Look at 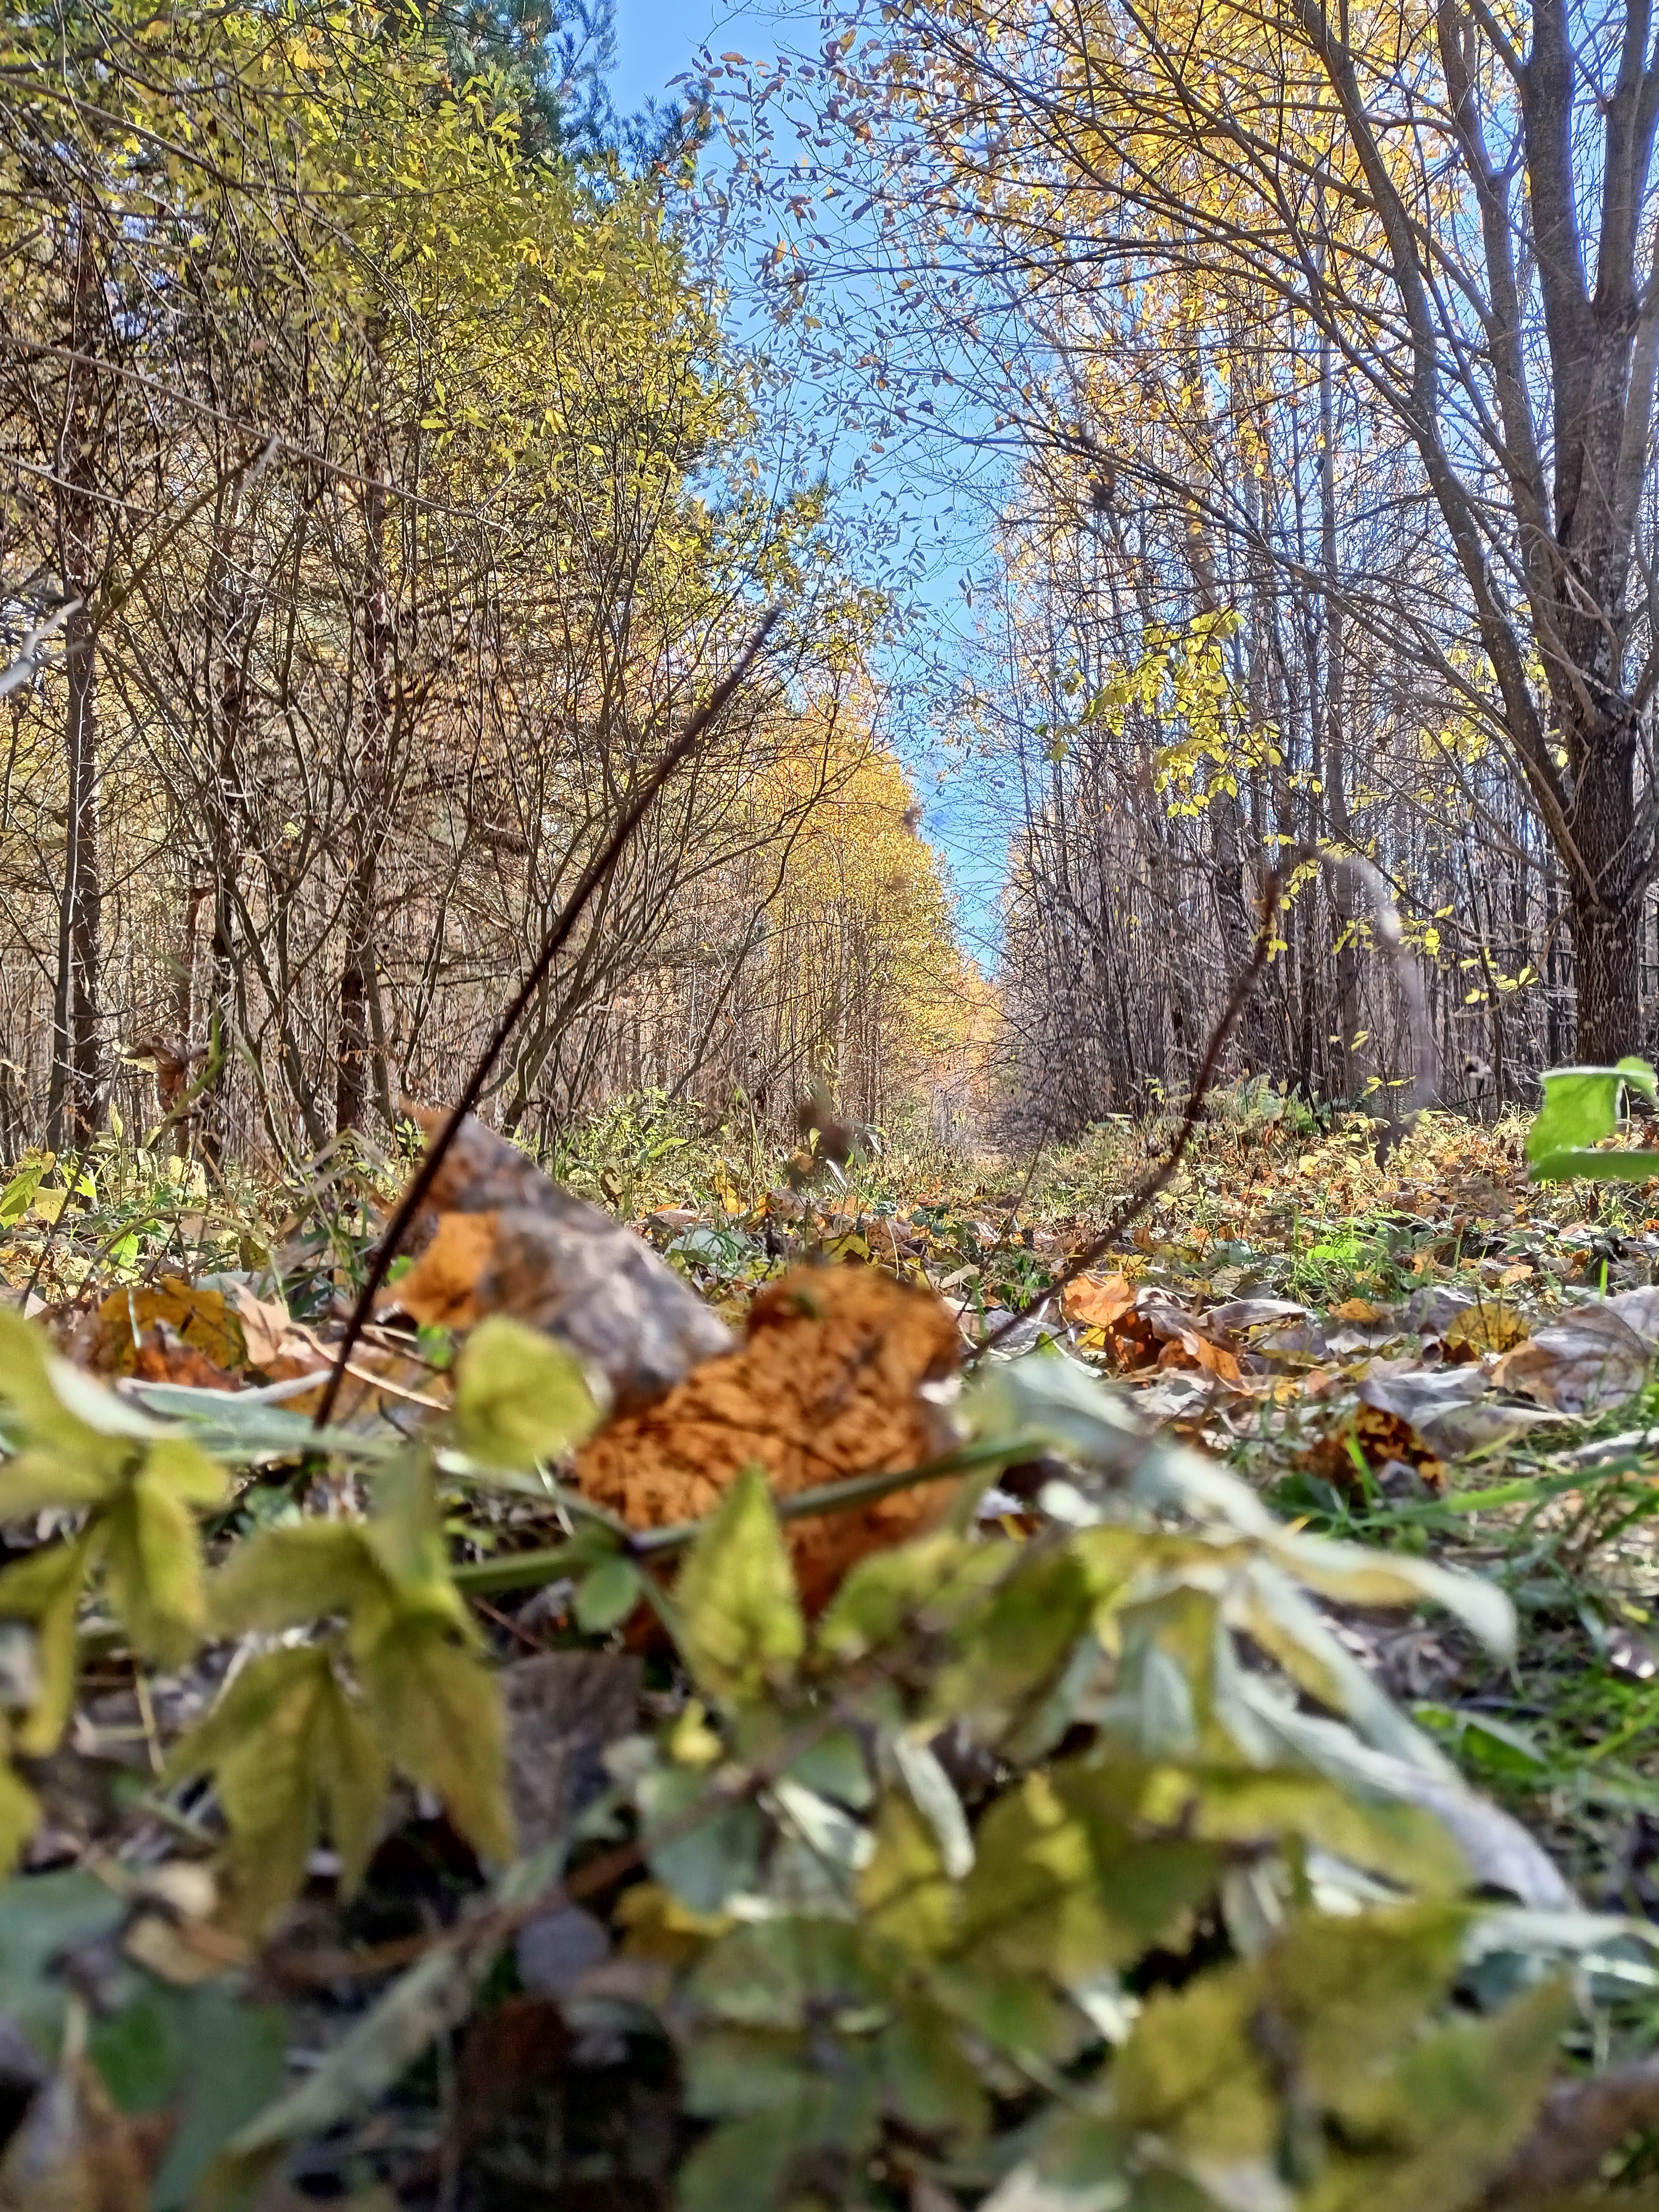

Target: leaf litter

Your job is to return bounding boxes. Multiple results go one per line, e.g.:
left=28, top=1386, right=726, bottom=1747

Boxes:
left=4, top=1093, right=1659, bottom=2203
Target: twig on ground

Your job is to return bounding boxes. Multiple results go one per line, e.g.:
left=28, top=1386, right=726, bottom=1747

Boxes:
left=971, top=873, right=1282, bottom=1362
left=312, top=608, right=783, bottom=1429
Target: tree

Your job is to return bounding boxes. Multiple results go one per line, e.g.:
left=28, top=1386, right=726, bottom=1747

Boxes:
left=860, top=0, right=1659, bottom=1062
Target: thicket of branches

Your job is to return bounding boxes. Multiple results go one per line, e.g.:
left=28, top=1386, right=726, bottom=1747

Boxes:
left=0, top=1, right=973, bottom=1170
left=703, top=0, right=1659, bottom=1129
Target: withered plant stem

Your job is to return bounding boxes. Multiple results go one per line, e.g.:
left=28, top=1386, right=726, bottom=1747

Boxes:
left=313, top=608, right=783, bottom=1429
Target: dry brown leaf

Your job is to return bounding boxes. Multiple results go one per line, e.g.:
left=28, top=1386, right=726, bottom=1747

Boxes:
left=0, top=2058, right=170, bottom=2212
left=130, top=1335, right=237, bottom=1392
left=1061, top=1272, right=1138, bottom=1329
left=1492, top=1303, right=1654, bottom=1416
left=1308, top=1403, right=1447, bottom=1495
left=224, top=1282, right=313, bottom=1373
left=386, top=1110, right=733, bottom=1409
left=1331, top=1296, right=1390, bottom=1324
left=575, top=1265, right=960, bottom=1611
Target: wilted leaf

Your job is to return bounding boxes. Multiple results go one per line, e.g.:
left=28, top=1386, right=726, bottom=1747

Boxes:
left=96, top=1280, right=243, bottom=1379
left=674, top=1466, right=804, bottom=1702
left=398, top=1110, right=734, bottom=1407
left=452, top=1315, right=601, bottom=1470
left=1059, top=1272, right=1137, bottom=1330
left=383, top=1210, right=497, bottom=1329
left=1493, top=1301, right=1654, bottom=1415
left=0, top=2057, right=160, bottom=2212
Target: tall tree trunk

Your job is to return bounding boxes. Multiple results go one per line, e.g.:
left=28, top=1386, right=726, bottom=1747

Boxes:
left=47, top=222, right=103, bottom=1151
left=336, top=455, right=392, bottom=1135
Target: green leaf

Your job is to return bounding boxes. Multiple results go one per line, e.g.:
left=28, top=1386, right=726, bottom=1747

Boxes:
left=673, top=1466, right=804, bottom=1703
left=167, top=1646, right=390, bottom=1935
left=675, top=2079, right=882, bottom=2212
left=0, top=1869, right=126, bottom=2056
left=574, top=1555, right=643, bottom=1633
left=357, top=1614, right=512, bottom=1865
left=209, top=1522, right=386, bottom=1638
left=89, top=1981, right=288, bottom=2212
left=1308, top=1974, right=1571, bottom=2212
left=639, top=1762, right=763, bottom=1914
left=962, top=1767, right=1218, bottom=1980
left=1526, top=1060, right=1659, bottom=1182
left=0, top=1531, right=98, bottom=1756
left=452, top=1316, right=601, bottom=1468
left=101, top=1467, right=210, bottom=1668
left=366, top=1451, right=468, bottom=1631
left=815, top=1530, right=983, bottom=1661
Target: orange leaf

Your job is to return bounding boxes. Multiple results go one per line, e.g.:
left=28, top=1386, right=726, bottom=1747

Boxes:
left=1061, top=1272, right=1137, bottom=1328
left=383, top=1211, right=498, bottom=1329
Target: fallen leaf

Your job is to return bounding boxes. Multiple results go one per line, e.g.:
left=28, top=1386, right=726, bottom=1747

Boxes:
left=384, top=1212, right=497, bottom=1330
left=1492, top=1302, right=1655, bottom=1416
left=1331, top=1297, right=1390, bottom=1324
left=575, top=1266, right=961, bottom=1610
left=223, top=1283, right=318, bottom=1376
left=1443, top=1305, right=1530, bottom=1360
left=0, top=2057, right=169, bottom=2212
left=96, top=1281, right=242, bottom=1378
left=1308, top=1404, right=1447, bottom=1495
left=1060, top=1272, right=1137, bottom=1329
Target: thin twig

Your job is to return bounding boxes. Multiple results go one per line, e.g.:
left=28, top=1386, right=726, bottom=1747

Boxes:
left=972, top=874, right=1283, bottom=1362
left=311, top=608, right=782, bottom=1429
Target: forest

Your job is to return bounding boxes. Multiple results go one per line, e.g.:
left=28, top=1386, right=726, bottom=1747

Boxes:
left=9, top=1, right=1659, bottom=2209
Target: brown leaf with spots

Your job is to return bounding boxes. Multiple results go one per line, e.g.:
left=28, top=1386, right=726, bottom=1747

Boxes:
left=574, top=1265, right=961, bottom=1611
left=1308, top=1403, right=1447, bottom=1495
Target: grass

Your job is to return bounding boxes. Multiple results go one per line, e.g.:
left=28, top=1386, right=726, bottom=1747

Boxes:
left=10, top=1078, right=1659, bottom=1924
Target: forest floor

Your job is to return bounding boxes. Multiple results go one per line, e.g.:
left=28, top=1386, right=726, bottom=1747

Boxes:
left=5, top=1084, right=1659, bottom=1927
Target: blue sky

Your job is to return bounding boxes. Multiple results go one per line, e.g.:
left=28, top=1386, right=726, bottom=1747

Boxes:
left=611, top=0, right=774, bottom=118
left=608, top=0, right=1010, bottom=965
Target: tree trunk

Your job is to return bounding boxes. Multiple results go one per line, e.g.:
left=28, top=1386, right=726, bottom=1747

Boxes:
left=48, top=596, right=101, bottom=1149
left=336, top=455, right=392, bottom=1136
left=1565, top=709, right=1644, bottom=1062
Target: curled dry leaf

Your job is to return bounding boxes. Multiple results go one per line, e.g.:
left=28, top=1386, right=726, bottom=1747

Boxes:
left=384, top=1109, right=733, bottom=1410
left=1492, top=1292, right=1659, bottom=1416
left=574, top=1265, right=962, bottom=1610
